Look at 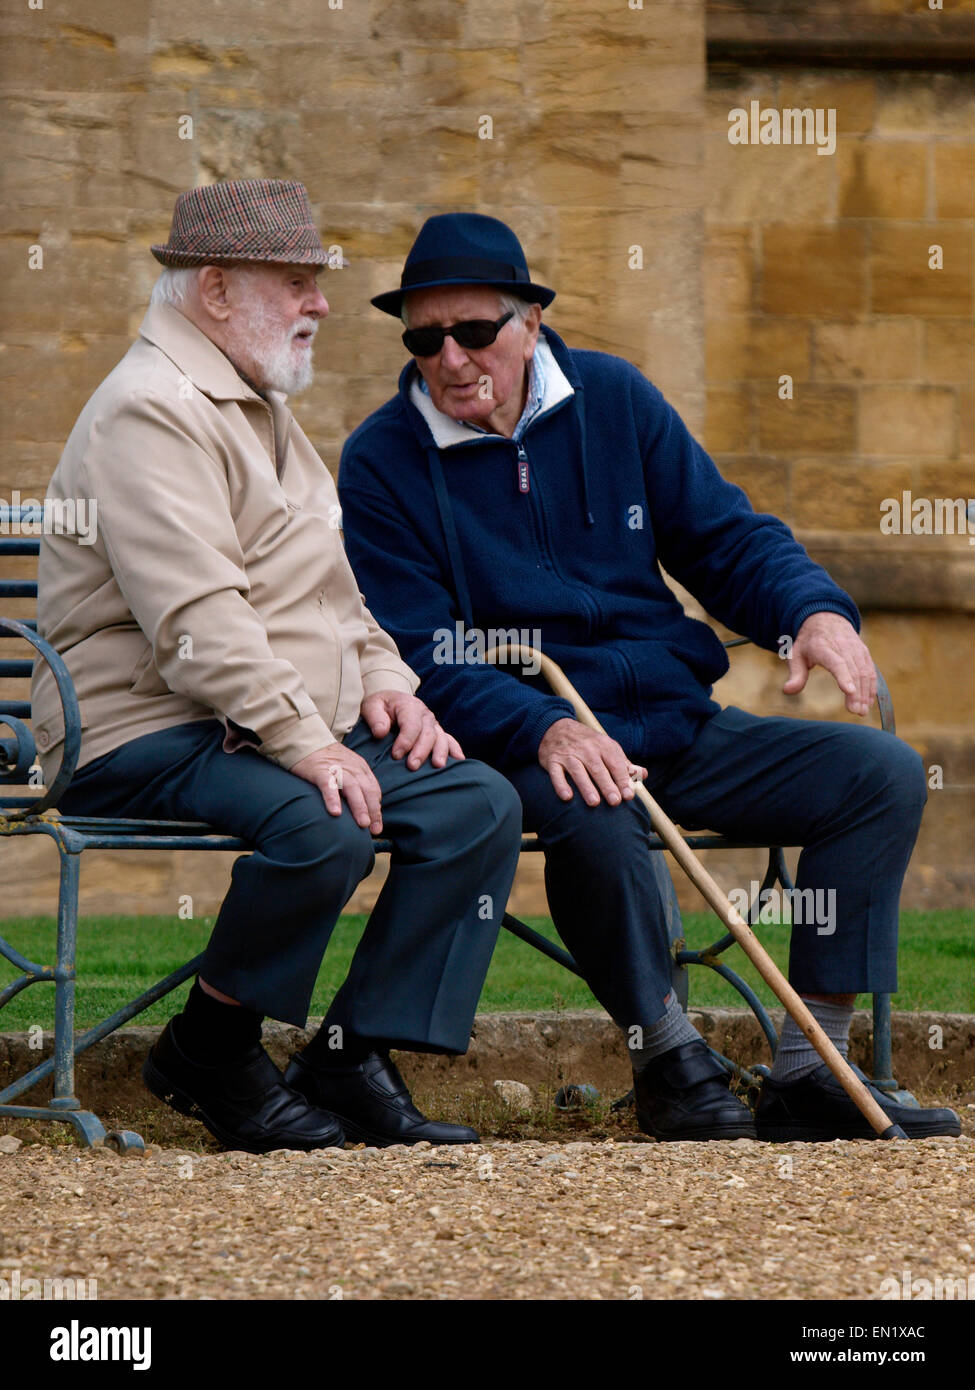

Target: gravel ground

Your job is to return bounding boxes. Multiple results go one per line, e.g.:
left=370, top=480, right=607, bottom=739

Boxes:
left=2, top=1129, right=973, bottom=1301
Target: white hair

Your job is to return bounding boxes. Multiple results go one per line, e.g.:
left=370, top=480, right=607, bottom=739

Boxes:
left=149, top=267, right=198, bottom=307
left=401, top=289, right=535, bottom=328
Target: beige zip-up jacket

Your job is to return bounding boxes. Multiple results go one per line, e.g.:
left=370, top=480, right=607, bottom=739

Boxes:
left=31, top=302, right=418, bottom=787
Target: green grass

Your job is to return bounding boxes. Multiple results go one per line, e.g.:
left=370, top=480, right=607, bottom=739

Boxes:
left=0, top=910, right=972, bottom=1032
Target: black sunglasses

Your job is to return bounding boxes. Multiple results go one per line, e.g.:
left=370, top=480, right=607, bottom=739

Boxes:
left=402, top=311, right=514, bottom=358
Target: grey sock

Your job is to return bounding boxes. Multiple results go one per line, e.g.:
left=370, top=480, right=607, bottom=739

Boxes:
left=628, top=990, right=701, bottom=1074
left=770, top=999, right=854, bottom=1084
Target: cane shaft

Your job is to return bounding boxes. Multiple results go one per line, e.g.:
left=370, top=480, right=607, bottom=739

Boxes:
left=486, top=642, right=899, bottom=1139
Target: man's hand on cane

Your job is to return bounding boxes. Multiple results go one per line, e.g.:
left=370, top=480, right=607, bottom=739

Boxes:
left=538, top=718, right=647, bottom=807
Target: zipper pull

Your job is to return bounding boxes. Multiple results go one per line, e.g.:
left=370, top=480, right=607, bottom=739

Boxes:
left=516, top=443, right=530, bottom=494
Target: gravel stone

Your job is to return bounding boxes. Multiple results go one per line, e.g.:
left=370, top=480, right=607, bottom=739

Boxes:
left=1, top=1133, right=972, bottom=1299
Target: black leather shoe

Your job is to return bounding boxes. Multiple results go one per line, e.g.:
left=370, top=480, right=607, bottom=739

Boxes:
left=143, top=1020, right=346, bottom=1154
left=633, top=1039, right=756, bottom=1141
left=756, top=1062, right=962, bottom=1142
left=285, top=1049, right=479, bottom=1147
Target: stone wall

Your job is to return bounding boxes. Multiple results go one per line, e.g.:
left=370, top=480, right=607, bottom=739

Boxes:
left=700, top=7, right=975, bottom=910
left=0, top=0, right=971, bottom=928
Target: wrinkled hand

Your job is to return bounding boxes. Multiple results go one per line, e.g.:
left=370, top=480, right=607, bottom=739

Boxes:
left=361, top=690, right=464, bottom=770
left=783, top=612, right=877, bottom=716
left=538, top=717, right=647, bottom=806
left=290, top=743, right=384, bottom=833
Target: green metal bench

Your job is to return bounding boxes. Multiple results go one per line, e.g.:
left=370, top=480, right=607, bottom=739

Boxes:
left=0, top=505, right=914, bottom=1149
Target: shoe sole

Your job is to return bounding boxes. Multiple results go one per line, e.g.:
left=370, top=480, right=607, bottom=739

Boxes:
left=142, top=1054, right=344, bottom=1154
left=332, top=1115, right=479, bottom=1148
left=757, top=1120, right=962, bottom=1143
left=638, top=1120, right=757, bottom=1142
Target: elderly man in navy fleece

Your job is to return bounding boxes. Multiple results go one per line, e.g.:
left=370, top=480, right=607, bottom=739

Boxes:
left=338, top=213, right=959, bottom=1144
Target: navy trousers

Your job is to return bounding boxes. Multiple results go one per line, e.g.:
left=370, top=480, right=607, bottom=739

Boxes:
left=506, top=706, right=927, bottom=1034
left=58, top=719, right=523, bottom=1050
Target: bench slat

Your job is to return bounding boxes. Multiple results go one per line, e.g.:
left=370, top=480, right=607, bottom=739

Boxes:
left=0, top=541, right=42, bottom=556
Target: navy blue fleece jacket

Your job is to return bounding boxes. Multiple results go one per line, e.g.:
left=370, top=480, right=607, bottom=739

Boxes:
left=338, top=326, right=859, bottom=771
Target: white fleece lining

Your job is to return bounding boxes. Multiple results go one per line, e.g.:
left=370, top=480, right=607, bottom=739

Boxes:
left=408, top=335, right=575, bottom=449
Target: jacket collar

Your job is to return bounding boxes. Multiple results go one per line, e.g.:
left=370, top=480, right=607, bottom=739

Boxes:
left=404, top=326, right=576, bottom=450
left=138, top=301, right=271, bottom=405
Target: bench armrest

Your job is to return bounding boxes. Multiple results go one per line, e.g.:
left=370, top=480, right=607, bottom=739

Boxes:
left=0, top=617, right=82, bottom=818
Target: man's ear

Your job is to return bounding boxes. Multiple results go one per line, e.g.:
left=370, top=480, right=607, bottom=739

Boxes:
left=523, top=302, right=543, bottom=358
left=197, top=265, right=234, bottom=323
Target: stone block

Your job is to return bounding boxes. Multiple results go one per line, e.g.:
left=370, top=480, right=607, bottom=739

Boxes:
left=1, top=98, right=79, bottom=209
left=535, top=0, right=703, bottom=47
left=801, top=533, right=975, bottom=614
left=776, top=74, right=877, bottom=136
left=703, top=228, right=754, bottom=316
left=859, top=385, right=957, bottom=458
left=837, top=140, right=927, bottom=220
left=915, top=461, right=975, bottom=501
left=935, top=145, right=975, bottom=219
left=0, top=443, right=63, bottom=502
left=704, top=136, right=835, bottom=225
left=0, top=334, right=131, bottom=447
left=961, top=387, right=975, bottom=455
left=0, top=29, right=147, bottom=95
left=621, top=119, right=704, bottom=216
left=125, top=101, right=204, bottom=194
left=0, top=224, right=131, bottom=338
left=148, top=0, right=374, bottom=44
left=369, top=0, right=463, bottom=42
left=706, top=316, right=811, bottom=383
left=482, top=111, right=622, bottom=209
left=524, top=42, right=700, bottom=113
left=639, top=325, right=704, bottom=420
left=761, top=226, right=867, bottom=317
left=792, top=460, right=913, bottom=531
left=876, top=72, right=975, bottom=137
left=462, top=0, right=524, bottom=45
left=712, top=457, right=789, bottom=519
left=813, top=320, right=920, bottom=382
left=756, top=386, right=856, bottom=454
left=923, top=321, right=975, bottom=382
left=866, top=613, right=975, bottom=729
left=704, top=386, right=751, bottom=454
left=870, top=225, right=972, bottom=316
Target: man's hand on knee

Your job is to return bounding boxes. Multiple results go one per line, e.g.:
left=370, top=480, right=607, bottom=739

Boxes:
left=538, top=717, right=647, bottom=807
left=290, top=744, right=384, bottom=833
left=783, top=612, right=877, bottom=717
left=361, top=690, right=464, bottom=770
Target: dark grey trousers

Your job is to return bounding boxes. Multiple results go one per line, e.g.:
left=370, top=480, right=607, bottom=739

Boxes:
left=59, top=718, right=523, bottom=1050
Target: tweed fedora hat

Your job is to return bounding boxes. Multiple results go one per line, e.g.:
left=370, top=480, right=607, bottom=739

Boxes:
left=151, top=178, right=329, bottom=268
left=371, top=212, right=555, bottom=317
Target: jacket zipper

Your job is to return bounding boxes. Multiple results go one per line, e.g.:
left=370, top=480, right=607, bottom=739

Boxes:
left=514, top=437, right=601, bottom=636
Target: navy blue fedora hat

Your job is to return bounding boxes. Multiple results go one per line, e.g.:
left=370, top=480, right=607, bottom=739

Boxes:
left=371, top=212, right=555, bottom=317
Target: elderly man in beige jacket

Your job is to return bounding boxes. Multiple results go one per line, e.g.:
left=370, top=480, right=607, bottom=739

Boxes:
left=32, top=179, right=522, bottom=1154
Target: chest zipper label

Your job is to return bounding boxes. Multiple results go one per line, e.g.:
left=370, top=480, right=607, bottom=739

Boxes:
left=517, top=446, right=530, bottom=494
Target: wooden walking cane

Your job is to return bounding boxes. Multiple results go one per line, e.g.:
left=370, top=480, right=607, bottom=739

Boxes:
left=484, top=641, right=907, bottom=1139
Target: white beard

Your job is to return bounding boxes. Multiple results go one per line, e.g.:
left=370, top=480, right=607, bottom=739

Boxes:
left=228, top=294, right=317, bottom=396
